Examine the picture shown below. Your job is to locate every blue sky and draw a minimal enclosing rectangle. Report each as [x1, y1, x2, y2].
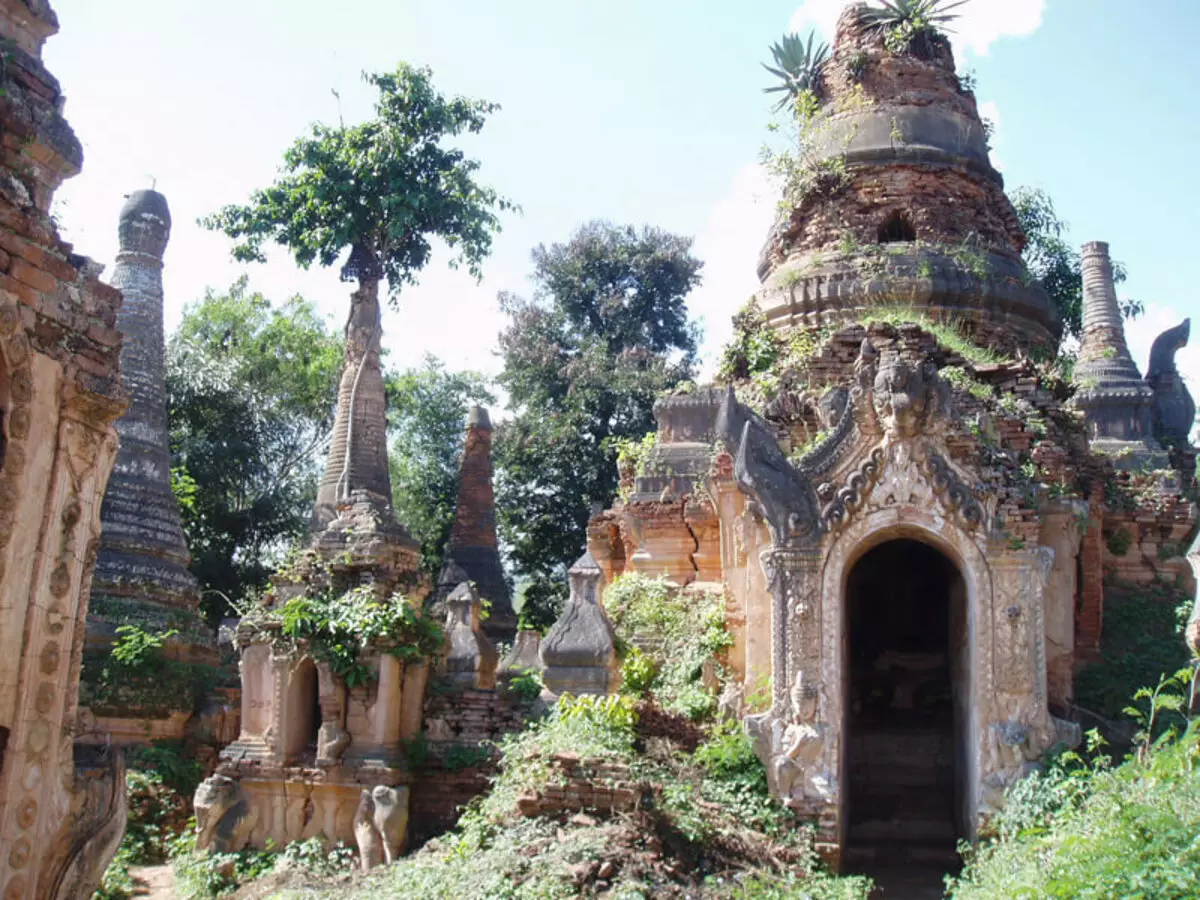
[45, 0, 1200, 389]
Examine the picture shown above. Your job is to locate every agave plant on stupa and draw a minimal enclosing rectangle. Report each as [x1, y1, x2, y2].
[762, 31, 830, 113]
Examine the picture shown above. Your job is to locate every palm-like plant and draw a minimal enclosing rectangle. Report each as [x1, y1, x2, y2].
[861, 0, 969, 56]
[762, 32, 830, 113]
[861, 0, 969, 31]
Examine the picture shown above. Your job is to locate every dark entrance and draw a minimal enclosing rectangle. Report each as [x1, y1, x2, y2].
[844, 538, 966, 895]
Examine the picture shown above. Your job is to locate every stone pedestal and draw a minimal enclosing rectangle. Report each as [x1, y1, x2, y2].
[540, 552, 619, 696]
[440, 582, 499, 691]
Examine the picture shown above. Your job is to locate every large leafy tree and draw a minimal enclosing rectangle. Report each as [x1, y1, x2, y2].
[204, 64, 512, 298]
[1011, 186, 1142, 341]
[494, 222, 703, 627]
[386, 357, 494, 577]
[204, 64, 512, 525]
[167, 280, 343, 622]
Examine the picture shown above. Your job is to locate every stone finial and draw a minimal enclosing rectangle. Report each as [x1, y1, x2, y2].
[467, 404, 492, 430]
[437, 404, 514, 639]
[118, 189, 171, 258]
[440, 581, 499, 690]
[500, 629, 542, 676]
[1079, 242, 1133, 362]
[540, 551, 619, 696]
[1072, 241, 1161, 461]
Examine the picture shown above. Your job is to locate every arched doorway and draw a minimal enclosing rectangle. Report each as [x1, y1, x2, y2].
[843, 538, 967, 882]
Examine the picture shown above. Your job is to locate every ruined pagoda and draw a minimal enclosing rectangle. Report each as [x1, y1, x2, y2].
[756, 5, 1060, 352]
[436, 405, 514, 639]
[582, 4, 1196, 885]
[83, 190, 213, 740]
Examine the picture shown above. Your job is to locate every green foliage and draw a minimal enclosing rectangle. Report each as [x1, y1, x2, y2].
[1074, 582, 1195, 720]
[494, 222, 701, 629]
[173, 835, 276, 899]
[940, 365, 993, 400]
[1105, 525, 1133, 557]
[762, 32, 830, 112]
[126, 739, 204, 796]
[443, 743, 494, 771]
[718, 299, 783, 383]
[203, 64, 512, 300]
[606, 574, 732, 720]
[1011, 187, 1141, 341]
[620, 646, 660, 696]
[386, 357, 495, 576]
[1123, 666, 1196, 758]
[861, 0, 967, 57]
[111, 624, 177, 669]
[503, 667, 544, 702]
[167, 279, 343, 623]
[81, 627, 210, 718]
[276, 837, 357, 876]
[761, 84, 865, 212]
[948, 720, 1200, 899]
[273, 584, 443, 688]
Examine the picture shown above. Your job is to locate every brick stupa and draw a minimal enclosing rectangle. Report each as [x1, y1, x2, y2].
[437, 406, 514, 640]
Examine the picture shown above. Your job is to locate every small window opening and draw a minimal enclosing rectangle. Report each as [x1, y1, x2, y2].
[878, 212, 916, 244]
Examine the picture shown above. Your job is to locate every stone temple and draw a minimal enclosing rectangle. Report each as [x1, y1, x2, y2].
[582, 4, 1197, 877]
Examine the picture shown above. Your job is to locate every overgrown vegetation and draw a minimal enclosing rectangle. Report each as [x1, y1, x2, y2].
[861, 0, 967, 58]
[167, 279, 344, 624]
[761, 32, 829, 111]
[1074, 581, 1194, 720]
[949, 670, 1200, 899]
[607, 574, 732, 720]
[80, 625, 212, 718]
[240, 557, 443, 688]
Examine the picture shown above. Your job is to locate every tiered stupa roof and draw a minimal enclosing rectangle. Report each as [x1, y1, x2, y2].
[756, 3, 1060, 351]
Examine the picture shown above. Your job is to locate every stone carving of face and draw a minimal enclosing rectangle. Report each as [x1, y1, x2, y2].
[872, 353, 928, 437]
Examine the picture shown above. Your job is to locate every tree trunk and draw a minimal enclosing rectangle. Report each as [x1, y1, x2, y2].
[312, 275, 394, 529]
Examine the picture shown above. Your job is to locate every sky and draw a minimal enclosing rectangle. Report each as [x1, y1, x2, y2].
[44, 0, 1200, 395]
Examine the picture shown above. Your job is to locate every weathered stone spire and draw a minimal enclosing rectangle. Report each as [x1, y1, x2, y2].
[313, 280, 394, 529]
[437, 405, 514, 639]
[754, 3, 1059, 351]
[88, 191, 207, 643]
[1072, 241, 1159, 458]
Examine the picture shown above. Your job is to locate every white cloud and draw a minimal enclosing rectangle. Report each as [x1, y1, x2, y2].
[690, 164, 778, 379]
[787, 0, 1045, 58]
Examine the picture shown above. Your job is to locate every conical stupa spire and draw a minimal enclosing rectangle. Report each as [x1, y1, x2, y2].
[89, 190, 209, 652]
[437, 405, 514, 639]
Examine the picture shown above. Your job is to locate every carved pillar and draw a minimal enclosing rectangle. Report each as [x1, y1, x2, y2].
[1038, 501, 1086, 709]
[760, 545, 823, 712]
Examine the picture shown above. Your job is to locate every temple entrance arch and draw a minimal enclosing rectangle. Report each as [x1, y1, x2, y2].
[817, 508, 994, 869]
[842, 536, 966, 877]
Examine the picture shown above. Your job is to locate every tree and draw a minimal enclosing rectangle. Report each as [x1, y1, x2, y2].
[1011, 186, 1142, 341]
[386, 357, 494, 577]
[204, 64, 513, 526]
[167, 280, 343, 622]
[494, 222, 703, 627]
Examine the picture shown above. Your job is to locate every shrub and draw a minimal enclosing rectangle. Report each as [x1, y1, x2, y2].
[948, 721, 1200, 899]
[605, 574, 731, 720]
[503, 667, 544, 702]
[1074, 582, 1193, 720]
